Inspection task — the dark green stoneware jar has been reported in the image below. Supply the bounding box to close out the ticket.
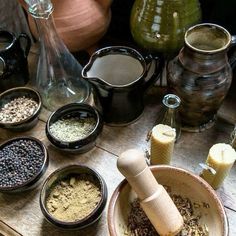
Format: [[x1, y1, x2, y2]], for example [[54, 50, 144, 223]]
[[130, 0, 201, 57]]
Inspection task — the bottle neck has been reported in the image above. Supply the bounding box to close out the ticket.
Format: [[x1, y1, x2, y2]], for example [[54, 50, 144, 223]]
[[26, 0, 53, 19], [34, 14, 63, 48]]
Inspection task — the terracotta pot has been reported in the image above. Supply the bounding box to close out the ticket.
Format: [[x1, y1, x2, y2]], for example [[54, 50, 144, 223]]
[[19, 0, 112, 52]]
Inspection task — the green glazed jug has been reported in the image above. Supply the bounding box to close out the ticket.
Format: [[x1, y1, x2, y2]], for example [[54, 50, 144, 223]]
[[130, 0, 201, 57]]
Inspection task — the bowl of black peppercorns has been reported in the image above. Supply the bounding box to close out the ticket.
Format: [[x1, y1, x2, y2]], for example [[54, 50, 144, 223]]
[[0, 136, 49, 193], [0, 87, 42, 131]]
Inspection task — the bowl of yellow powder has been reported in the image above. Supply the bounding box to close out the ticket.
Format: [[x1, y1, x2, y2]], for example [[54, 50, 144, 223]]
[[40, 164, 107, 229], [46, 103, 103, 153]]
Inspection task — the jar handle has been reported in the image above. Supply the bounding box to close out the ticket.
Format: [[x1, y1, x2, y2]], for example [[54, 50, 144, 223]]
[[228, 35, 236, 69], [18, 33, 31, 58], [143, 53, 164, 91]]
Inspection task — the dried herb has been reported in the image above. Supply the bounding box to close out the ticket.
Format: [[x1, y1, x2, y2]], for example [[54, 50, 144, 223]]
[[126, 187, 209, 236]]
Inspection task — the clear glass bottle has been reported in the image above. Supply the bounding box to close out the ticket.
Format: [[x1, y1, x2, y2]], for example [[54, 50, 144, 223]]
[[25, 0, 90, 111], [155, 94, 181, 141]]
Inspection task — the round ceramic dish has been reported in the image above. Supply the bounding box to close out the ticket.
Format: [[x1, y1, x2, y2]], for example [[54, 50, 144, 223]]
[[108, 165, 229, 236], [0, 136, 49, 193], [46, 103, 103, 154], [0, 87, 42, 131], [40, 164, 107, 229]]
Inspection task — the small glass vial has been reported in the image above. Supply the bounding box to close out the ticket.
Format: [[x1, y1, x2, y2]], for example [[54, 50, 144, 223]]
[[155, 94, 181, 141]]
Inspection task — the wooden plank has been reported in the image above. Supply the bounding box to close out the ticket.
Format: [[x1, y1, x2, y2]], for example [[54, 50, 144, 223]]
[[225, 208, 236, 236], [0, 221, 22, 236]]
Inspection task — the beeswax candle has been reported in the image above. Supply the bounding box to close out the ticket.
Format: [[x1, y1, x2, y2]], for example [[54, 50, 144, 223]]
[[150, 124, 176, 165], [200, 143, 236, 189]]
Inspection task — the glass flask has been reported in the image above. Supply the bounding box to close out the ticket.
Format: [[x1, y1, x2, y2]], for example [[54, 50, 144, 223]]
[[155, 94, 181, 140], [24, 0, 90, 111]]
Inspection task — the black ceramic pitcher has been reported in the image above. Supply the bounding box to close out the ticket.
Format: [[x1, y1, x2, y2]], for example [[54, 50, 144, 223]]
[[82, 46, 163, 125], [0, 30, 31, 92]]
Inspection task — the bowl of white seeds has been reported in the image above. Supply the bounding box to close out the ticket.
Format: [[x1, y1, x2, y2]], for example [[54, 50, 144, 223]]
[[0, 87, 42, 131]]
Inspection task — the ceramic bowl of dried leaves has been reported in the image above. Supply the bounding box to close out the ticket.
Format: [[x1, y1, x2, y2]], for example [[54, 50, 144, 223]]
[[40, 164, 107, 229], [46, 103, 103, 154], [108, 165, 228, 236], [0, 87, 42, 131]]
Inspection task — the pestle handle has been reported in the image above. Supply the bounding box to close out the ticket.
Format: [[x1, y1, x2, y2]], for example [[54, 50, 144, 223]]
[[117, 149, 183, 235], [117, 149, 147, 177], [117, 149, 159, 200]]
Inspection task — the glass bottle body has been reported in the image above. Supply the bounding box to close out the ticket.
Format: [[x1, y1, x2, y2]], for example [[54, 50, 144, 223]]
[[155, 94, 181, 140]]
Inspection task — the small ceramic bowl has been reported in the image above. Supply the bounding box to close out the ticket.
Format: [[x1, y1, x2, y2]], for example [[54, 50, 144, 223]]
[[46, 103, 103, 153], [108, 165, 228, 236], [40, 164, 108, 229], [0, 87, 42, 131], [0, 136, 49, 193]]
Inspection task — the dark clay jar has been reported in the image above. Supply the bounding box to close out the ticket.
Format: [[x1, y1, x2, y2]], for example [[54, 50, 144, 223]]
[[167, 23, 236, 132]]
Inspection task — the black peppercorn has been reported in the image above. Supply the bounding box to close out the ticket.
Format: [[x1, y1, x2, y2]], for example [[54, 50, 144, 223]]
[[0, 139, 45, 188]]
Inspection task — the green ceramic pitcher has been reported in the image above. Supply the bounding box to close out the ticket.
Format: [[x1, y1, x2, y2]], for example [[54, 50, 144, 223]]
[[130, 0, 201, 57]]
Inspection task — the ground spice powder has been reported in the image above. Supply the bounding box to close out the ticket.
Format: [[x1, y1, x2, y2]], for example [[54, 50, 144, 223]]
[[46, 174, 101, 222]]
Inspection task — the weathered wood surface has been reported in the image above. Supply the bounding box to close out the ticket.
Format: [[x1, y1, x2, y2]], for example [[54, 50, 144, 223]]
[[0, 45, 235, 236]]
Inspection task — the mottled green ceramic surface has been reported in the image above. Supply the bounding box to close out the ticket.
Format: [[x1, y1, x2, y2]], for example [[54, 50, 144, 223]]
[[130, 0, 201, 56]]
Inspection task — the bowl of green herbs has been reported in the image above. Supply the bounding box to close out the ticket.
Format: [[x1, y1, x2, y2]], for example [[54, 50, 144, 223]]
[[46, 103, 103, 153]]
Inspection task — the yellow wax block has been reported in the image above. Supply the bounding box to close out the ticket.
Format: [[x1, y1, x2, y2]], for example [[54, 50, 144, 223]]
[[201, 143, 236, 189], [150, 124, 176, 165]]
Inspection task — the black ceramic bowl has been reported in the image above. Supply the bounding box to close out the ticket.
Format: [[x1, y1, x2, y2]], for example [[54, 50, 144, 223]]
[[0, 136, 49, 193], [46, 103, 103, 154], [0, 87, 42, 131], [40, 165, 108, 229]]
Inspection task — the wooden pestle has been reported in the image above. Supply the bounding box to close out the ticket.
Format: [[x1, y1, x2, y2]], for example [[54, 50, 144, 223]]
[[117, 149, 183, 236]]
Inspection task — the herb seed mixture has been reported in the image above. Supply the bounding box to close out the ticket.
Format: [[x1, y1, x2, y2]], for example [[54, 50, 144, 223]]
[[49, 117, 96, 142]]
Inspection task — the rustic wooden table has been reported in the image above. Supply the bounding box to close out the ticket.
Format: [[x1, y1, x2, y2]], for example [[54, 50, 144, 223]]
[[0, 45, 236, 236]]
